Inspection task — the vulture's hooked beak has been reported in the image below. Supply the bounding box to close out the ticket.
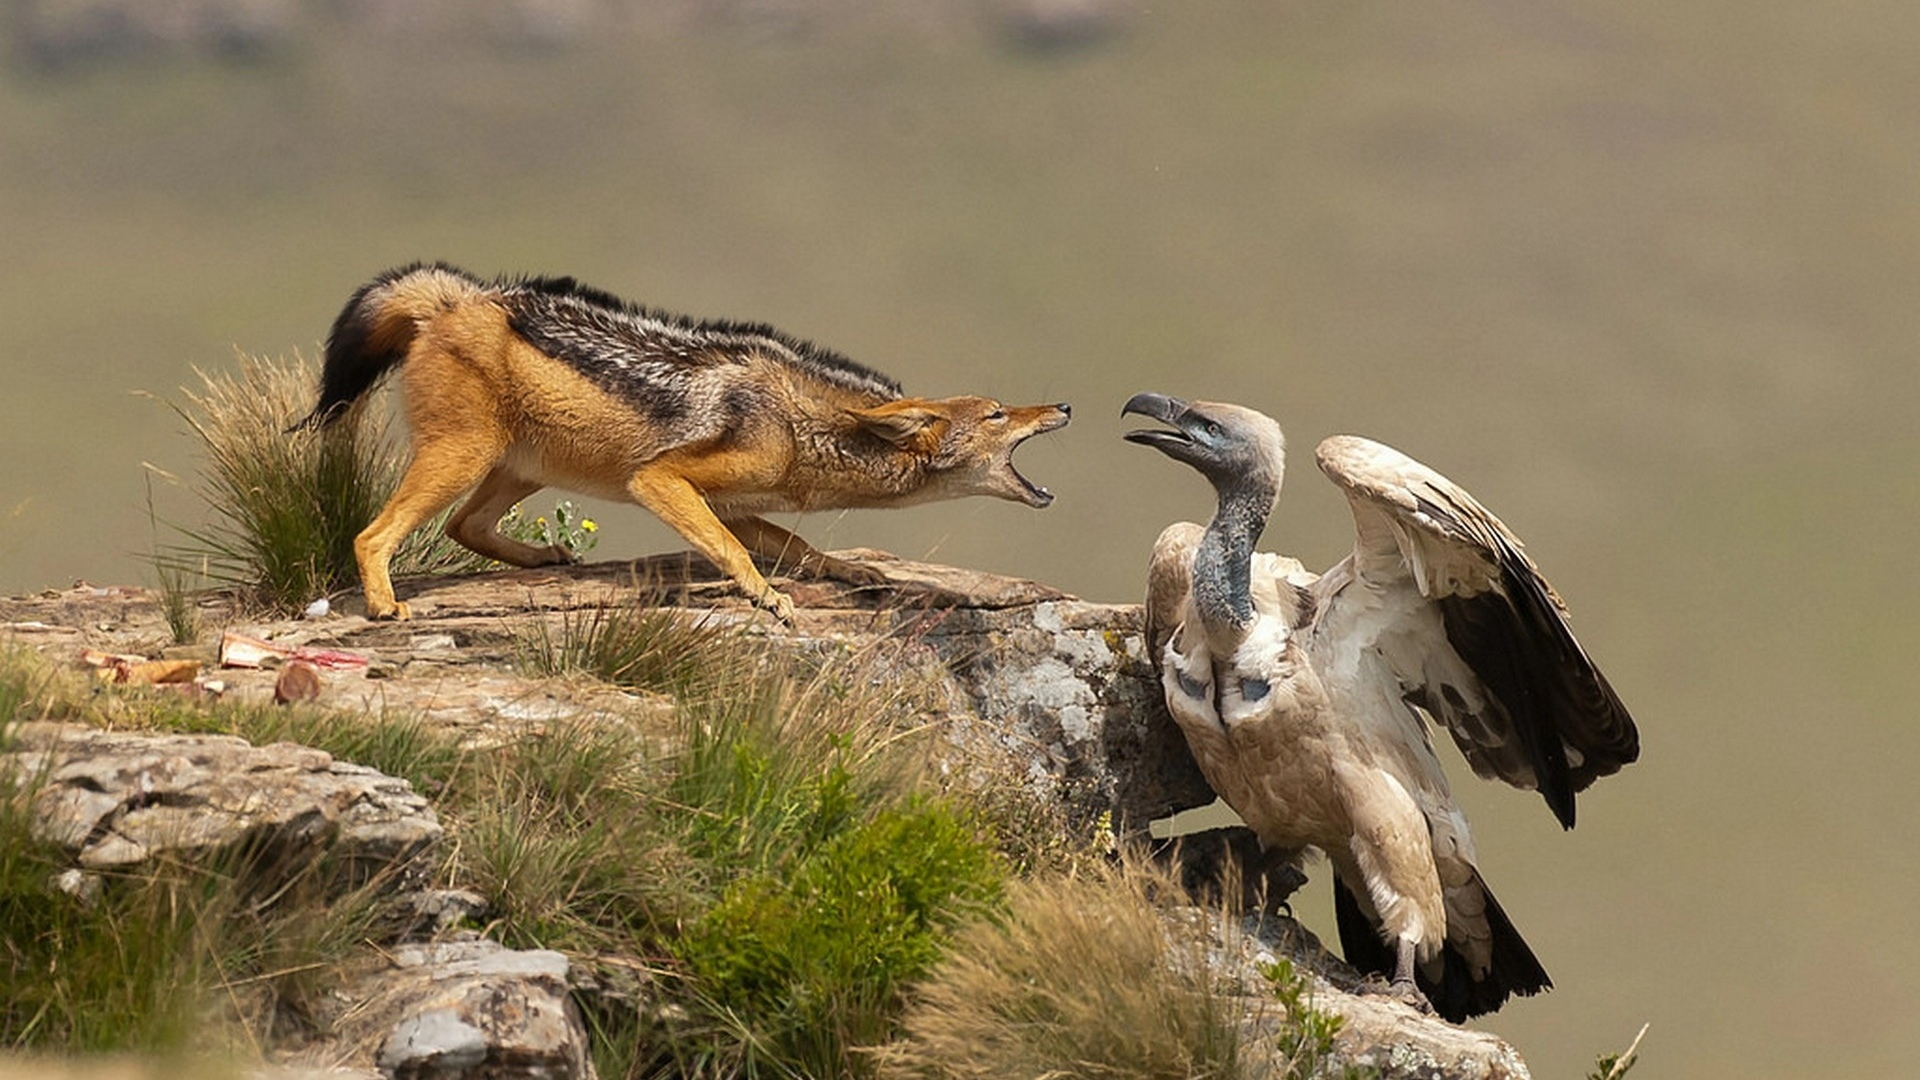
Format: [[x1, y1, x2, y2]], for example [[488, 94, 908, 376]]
[[1122, 392, 1203, 461]]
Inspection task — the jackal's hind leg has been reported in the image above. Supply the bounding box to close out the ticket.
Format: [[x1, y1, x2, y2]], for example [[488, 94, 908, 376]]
[[723, 515, 890, 588], [627, 467, 794, 622], [357, 436, 502, 620], [446, 468, 576, 568]]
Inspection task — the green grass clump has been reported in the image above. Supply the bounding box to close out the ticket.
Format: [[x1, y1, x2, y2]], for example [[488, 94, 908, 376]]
[[517, 592, 742, 699], [678, 801, 1002, 1077], [0, 651, 35, 727], [0, 810, 221, 1053], [225, 704, 467, 798], [163, 353, 397, 610], [468, 627, 1001, 1080], [452, 718, 681, 951]]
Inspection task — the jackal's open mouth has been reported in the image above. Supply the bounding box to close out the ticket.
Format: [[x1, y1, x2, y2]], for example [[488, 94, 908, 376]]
[[1007, 406, 1071, 507], [1009, 458, 1054, 507]]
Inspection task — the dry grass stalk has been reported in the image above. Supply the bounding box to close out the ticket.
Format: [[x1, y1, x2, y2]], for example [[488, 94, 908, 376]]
[[875, 858, 1254, 1080]]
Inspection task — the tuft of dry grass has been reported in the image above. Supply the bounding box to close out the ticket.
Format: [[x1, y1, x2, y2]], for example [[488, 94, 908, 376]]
[[157, 352, 488, 612], [874, 859, 1254, 1080]]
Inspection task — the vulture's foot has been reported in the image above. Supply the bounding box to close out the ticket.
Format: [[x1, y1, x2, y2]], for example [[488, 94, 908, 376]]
[[1387, 976, 1433, 1015]]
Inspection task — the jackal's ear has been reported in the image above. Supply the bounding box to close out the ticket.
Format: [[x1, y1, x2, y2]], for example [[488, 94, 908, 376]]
[[851, 404, 942, 446]]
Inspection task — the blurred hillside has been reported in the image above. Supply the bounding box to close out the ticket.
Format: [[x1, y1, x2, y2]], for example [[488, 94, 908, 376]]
[[3, 3, 1919, 1077], [6, 0, 1119, 66]]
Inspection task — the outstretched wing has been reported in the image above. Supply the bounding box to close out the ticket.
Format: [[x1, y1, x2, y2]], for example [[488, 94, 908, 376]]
[[1313, 435, 1638, 829], [1144, 521, 1205, 677]]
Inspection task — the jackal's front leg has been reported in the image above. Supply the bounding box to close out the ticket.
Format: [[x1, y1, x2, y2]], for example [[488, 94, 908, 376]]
[[626, 466, 795, 621], [722, 515, 890, 588]]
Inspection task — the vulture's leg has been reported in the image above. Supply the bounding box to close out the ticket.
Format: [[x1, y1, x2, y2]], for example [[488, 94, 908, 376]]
[[1390, 938, 1430, 1012]]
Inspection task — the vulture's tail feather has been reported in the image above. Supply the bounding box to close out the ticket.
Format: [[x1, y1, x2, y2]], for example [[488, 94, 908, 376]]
[[1333, 872, 1552, 1024]]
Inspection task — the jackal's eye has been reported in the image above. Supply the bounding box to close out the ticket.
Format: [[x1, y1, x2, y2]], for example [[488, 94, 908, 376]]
[[986, 408, 1007, 421]]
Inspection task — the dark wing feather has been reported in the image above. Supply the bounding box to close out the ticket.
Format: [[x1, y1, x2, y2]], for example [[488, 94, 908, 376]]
[[1434, 523, 1640, 823], [1316, 436, 1639, 829]]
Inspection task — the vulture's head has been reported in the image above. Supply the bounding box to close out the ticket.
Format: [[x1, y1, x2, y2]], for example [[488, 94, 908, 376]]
[[1121, 393, 1286, 497]]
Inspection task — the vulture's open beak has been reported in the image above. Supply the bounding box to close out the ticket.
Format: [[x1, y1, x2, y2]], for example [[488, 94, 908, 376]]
[[1122, 392, 1199, 457]]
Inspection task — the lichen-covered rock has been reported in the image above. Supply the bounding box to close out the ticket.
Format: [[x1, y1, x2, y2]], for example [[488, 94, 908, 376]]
[[354, 940, 595, 1080], [906, 597, 1218, 834], [1200, 911, 1534, 1080], [2, 722, 440, 893]]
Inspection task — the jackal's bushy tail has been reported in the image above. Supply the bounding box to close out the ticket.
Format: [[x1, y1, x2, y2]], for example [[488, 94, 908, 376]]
[[290, 262, 484, 431]]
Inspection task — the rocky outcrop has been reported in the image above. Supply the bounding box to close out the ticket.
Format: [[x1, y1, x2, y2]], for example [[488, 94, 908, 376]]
[[249, 550, 1223, 838], [0, 720, 597, 1080], [1216, 916, 1533, 1080], [2, 553, 1530, 1079], [5, 722, 440, 891], [353, 941, 594, 1080]]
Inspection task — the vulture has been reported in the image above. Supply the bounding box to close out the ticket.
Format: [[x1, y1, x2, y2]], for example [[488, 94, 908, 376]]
[[1122, 392, 1638, 1022]]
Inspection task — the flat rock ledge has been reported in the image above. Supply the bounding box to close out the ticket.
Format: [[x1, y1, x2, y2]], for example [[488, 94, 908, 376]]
[[2, 553, 1533, 1080], [4, 722, 440, 892]]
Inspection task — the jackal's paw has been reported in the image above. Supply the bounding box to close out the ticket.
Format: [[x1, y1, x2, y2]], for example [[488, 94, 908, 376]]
[[532, 544, 579, 568], [367, 599, 412, 621], [755, 587, 797, 624], [809, 556, 890, 589]]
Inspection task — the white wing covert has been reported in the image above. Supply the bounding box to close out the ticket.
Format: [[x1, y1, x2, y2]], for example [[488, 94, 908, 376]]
[[1313, 435, 1639, 829]]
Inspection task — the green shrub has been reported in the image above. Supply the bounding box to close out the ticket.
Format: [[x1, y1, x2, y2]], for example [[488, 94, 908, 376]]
[[679, 802, 1003, 1077]]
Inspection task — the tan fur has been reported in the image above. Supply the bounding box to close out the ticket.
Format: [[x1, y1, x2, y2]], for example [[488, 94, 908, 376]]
[[334, 270, 1069, 620]]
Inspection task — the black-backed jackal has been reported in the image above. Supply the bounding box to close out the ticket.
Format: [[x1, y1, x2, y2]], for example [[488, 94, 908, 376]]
[[295, 263, 1071, 621]]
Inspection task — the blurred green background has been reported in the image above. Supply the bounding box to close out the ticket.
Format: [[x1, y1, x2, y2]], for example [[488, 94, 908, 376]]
[[3, 2, 1916, 1075]]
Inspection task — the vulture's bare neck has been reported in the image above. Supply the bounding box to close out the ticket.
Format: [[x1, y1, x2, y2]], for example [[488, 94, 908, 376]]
[[1193, 474, 1277, 643]]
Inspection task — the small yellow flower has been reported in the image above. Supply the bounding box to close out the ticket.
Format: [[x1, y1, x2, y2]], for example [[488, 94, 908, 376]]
[[581, 519, 598, 533], [535, 516, 548, 527]]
